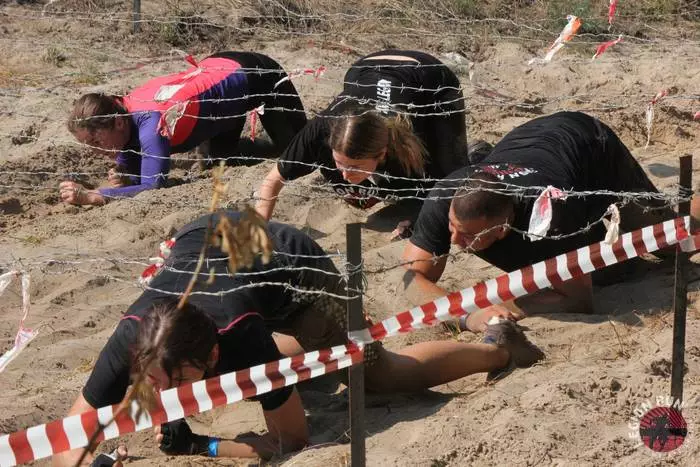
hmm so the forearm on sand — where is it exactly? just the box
[401,268,449,304]
[218,432,305,459]
[51,393,96,466]
[402,266,593,331]
[255,166,286,220]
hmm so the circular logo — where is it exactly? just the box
[638,406,688,452]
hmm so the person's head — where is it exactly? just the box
[448,171,515,251]
[68,93,130,157]
[329,111,426,184]
[131,300,219,392]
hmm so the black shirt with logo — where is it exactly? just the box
[82,211,343,411]
[410,111,653,272]
[277,50,467,209]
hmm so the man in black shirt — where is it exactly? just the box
[53,210,544,465]
[402,112,676,331]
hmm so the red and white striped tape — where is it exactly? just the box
[349,216,692,344]
[0,216,694,465]
[0,271,37,374]
[645,89,669,149]
[608,0,619,26]
[592,35,623,61]
[0,344,362,466]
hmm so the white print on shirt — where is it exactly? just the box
[479,164,538,181]
[332,184,400,208]
[376,79,392,113]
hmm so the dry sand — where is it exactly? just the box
[1,2,700,466]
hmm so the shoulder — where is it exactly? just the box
[267,221,322,257]
[432,166,471,191]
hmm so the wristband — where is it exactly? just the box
[208,437,220,457]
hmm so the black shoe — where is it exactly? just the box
[483,319,544,381]
[467,139,493,165]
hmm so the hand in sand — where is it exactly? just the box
[90,445,128,467]
[462,306,517,333]
[59,181,104,206]
[107,168,125,188]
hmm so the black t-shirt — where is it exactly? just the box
[83,211,343,410]
[410,111,633,272]
[277,50,466,209]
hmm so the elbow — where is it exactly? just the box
[264,171,285,193]
[140,179,164,191]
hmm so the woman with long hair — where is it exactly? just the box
[255,49,469,219]
[60,52,307,205]
[52,210,542,464]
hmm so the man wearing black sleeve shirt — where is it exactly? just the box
[53,210,546,465]
[402,111,677,331]
[256,49,469,220]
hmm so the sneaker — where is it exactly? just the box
[467,139,494,165]
[483,319,544,381]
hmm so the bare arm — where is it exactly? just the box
[400,242,513,332]
[51,393,97,466]
[216,389,309,459]
[59,181,106,206]
[509,274,594,318]
[400,241,449,304]
[255,165,286,221]
[154,388,309,459]
[456,273,593,331]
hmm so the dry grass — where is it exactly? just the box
[14,0,697,60]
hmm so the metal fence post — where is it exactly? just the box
[132,0,141,33]
[346,223,366,467]
[671,154,693,404]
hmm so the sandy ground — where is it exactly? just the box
[1,2,700,466]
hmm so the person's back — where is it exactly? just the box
[122,56,248,153]
[63,52,307,205]
[256,49,468,219]
[479,111,612,190]
[134,210,344,328]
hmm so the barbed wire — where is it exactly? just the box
[0,197,678,296]
[161,263,347,278]
[13,5,700,22]
[4,7,700,40]
[1,133,693,204]
[0,250,348,271]
[2,46,700,97]
[0,172,690,206]
[1,7,695,296]
[3,89,698,126]
[34,265,360,301]
[3,8,700,48]
[2,58,698,116]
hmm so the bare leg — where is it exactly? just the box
[365,341,508,393]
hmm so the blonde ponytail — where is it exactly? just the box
[385,114,427,176]
[329,111,428,176]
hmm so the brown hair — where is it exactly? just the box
[329,111,427,176]
[452,171,514,221]
[131,300,218,385]
[67,93,126,134]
